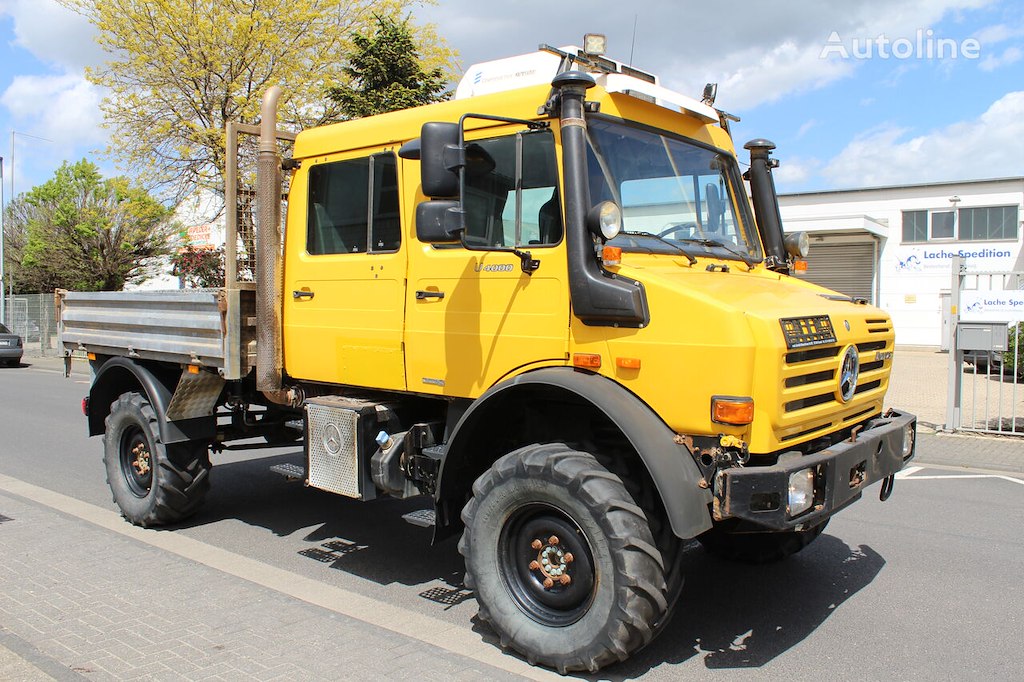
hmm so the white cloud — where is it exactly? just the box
[822,91,1024,187]
[1,74,105,148]
[416,0,996,111]
[973,22,1024,46]
[774,157,818,186]
[795,119,819,139]
[2,0,103,71]
[979,45,1023,71]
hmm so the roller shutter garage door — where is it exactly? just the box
[800,241,876,303]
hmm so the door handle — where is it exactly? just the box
[415,290,445,300]
[292,290,315,300]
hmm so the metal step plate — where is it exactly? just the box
[401,509,436,528]
[269,463,306,481]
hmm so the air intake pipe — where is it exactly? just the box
[744,139,789,275]
[255,86,297,406]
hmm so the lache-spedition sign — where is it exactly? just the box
[895,246,1015,272]
[960,290,1024,322]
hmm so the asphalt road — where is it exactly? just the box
[1,360,1022,680]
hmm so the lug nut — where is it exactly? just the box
[531,539,543,550]
[564,553,574,563]
[529,560,541,571]
[543,577,554,589]
[548,535,559,545]
[559,575,571,585]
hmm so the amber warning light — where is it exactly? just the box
[712,396,754,425]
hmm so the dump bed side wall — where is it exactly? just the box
[60,289,256,377]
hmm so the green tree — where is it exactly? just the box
[12,160,178,292]
[60,0,456,198]
[327,14,451,119]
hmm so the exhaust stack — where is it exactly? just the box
[255,86,295,406]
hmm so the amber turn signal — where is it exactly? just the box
[602,245,622,266]
[572,353,602,369]
[711,396,754,425]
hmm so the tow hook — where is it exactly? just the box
[879,474,895,501]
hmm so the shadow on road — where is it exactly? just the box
[587,535,885,678]
[178,451,886,674]
[176,451,464,588]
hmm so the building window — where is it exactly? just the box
[959,206,1018,241]
[902,210,927,243]
[901,205,1019,244]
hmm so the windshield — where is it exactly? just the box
[586,119,762,263]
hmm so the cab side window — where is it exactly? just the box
[463,130,561,248]
[307,153,400,255]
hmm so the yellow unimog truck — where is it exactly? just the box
[61,43,916,674]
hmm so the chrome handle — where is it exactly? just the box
[415,290,445,300]
[292,290,315,300]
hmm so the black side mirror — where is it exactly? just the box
[420,122,462,198]
[416,200,464,243]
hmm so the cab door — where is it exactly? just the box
[404,129,569,398]
[283,151,406,390]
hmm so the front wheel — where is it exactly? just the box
[697,519,829,564]
[459,444,668,674]
[103,391,211,527]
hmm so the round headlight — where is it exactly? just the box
[587,201,622,240]
[784,231,810,259]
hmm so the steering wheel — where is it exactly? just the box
[657,223,698,239]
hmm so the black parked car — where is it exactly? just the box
[0,323,23,366]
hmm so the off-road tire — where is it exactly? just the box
[697,519,829,564]
[459,444,668,674]
[103,391,211,527]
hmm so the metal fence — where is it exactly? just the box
[2,293,61,357]
[947,256,1024,435]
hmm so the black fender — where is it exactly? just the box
[87,357,215,444]
[434,367,713,541]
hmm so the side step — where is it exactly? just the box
[270,463,306,481]
[401,509,436,528]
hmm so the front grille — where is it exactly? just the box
[785,346,840,364]
[773,323,893,446]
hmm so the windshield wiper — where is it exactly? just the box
[620,232,697,265]
[678,238,759,268]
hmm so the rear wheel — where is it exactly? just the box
[103,391,211,527]
[697,519,829,564]
[459,444,668,673]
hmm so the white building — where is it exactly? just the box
[779,177,1024,348]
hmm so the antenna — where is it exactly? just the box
[629,14,638,65]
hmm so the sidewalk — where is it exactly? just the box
[0,481,538,682]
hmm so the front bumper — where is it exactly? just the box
[715,410,916,530]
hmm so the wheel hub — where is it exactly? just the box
[529,536,575,588]
[498,503,596,627]
[131,442,151,475]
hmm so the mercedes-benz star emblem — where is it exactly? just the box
[323,423,343,456]
[838,345,860,403]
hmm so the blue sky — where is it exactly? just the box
[0,0,1021,202]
